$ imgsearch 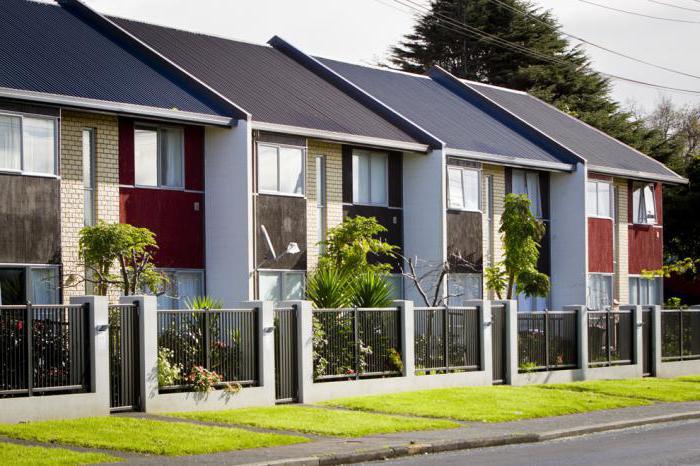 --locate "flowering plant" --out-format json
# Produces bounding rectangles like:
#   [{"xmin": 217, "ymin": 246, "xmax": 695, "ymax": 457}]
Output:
[{"xmin": 187, "ymin": 365, "xmax": 222, "ymax": 392}]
